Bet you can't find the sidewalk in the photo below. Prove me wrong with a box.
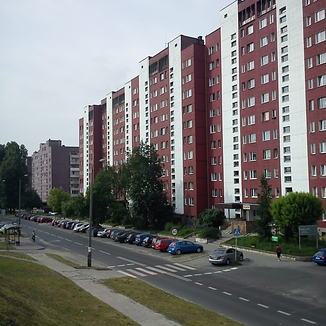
[11,236,181,326]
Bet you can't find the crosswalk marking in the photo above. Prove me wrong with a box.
[117,270,137,278]
[135,267,157,275]
[126,269,147,277]
[164,264,187,271]
[146,266,168,274]
[155,265,179,273]
[173,262,196,270]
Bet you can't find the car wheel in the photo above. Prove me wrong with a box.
[225,258,230,265]
[239,254,243,261]
[176,249,182,255]
[196,247,202,253]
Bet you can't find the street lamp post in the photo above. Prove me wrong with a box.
[87,159,104,267]
[18,174,28,226]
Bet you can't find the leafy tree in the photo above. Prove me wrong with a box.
[270,192,323,241]
[126,142,174,230]
[255,173,273,240]
[22,189,42,211]
[199,207,225,228]
[61,200,75,218]
[47,187,71,213]
[0,142,28,213]
[71,194,87,220]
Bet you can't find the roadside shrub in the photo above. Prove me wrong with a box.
[164,222,181,233]
[198,227,221,240]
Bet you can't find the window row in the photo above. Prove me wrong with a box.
[311,164,326,177]
[307,74,326,89]
[312,187,326,199]
[309,119,326,132]
[306,8,325,26]
[306,30,326,47]
[310,142,326,154]
[307,52,326,68]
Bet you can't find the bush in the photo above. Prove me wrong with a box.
[198,227,221,239]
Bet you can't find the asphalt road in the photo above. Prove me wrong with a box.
[19,219,326,326]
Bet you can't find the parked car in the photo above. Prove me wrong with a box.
[133,233,152,246]
[154,238,174,252]
[78,224,90,233]
[74,223,89,232]
[73,222,85,231]
[126,232,140,244]
[312,248,326,266]
[39,216,53,223]
[168,240,204,255]
[110,229,125,240]
[101,228,117,238]
[115,231,135,243]
[97,228,111,237]
[142,236,154,247]
[208,248,244,265]
[151,236,163,249]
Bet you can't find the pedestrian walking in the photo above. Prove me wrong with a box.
[32,230,36,242]
[276,244,282,261]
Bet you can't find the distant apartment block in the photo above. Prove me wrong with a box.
[79,0,326,225]
[31,139,79,202]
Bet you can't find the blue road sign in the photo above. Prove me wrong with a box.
[233,228,241,236]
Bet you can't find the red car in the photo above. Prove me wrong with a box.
[154,238,174,252]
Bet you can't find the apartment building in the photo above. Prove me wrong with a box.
[31,139,79,202]
[79,0,326,224]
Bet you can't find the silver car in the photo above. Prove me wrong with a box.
[209,247,244,265]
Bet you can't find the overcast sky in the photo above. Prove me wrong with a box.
[0,0,232,156]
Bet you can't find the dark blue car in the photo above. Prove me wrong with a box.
[168,240,203,255]
[313,248,326,266]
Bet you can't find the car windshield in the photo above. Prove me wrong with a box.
[315,250,324,257]
[213,249,225,255]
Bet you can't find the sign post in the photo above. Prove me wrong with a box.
[298,225,318,250]
[233,226,241,261]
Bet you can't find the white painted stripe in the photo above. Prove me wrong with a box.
[136,267,157,275]
[57,236,64,239]
[195,282,203,286]
[44,231,50,234]
[239,297,249,302]
[257,304,269,309]
[204,272,213,275]
[183,274,193,278]
[277,310,291,316]
[99,250,111,256]
[146,266,167,274]
[126,269,147,277]
[230,267,238,270]
[208,286,217,291]
[223,269,233,272]
[214,271,222,274]
[155,265,178,272]
[223,292,232,296]
[65,238,72,242]
[117,270,137,278]
[173,263,196,270]
[117,264,127,267]
[193,273,202,276]
[74,242,83,246]
[164,272,192,282]
[117,256,145,266]
[165,264,186,271]
[301,318,316,324]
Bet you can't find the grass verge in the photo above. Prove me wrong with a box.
[0,256,137,326]
[104,277,243,326]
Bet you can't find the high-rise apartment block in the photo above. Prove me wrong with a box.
[31,140,79,202]
[79,0,326,224]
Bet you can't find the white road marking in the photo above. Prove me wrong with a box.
[146,266,168,274]
[277,310,291,316]
[301,318,316,324]
[164,272,192,282]
[195,282,203,286]
[165,264,187,271]
[239,297,250,302]
[257,304,269,309]
[117,256,146,266]
[183,274,193,278]
[57,236,64,239]
[208,286,217,290]
[65,238,72,242]
[204,272,213,275]
[155,265,179,272]
[99,250,111,255]
[223,292,232,296]
[74,242,83,246]
[117,270,137,278]
[126,269,147,277]
[136,267,157,275]
[193,273,202,276]
[173,263,196,270]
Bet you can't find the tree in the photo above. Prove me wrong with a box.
[71,194,87,220]
[199,207,225,228]
[255,173,273,240]
[0,142,28,213]
[47,187,71,213]
[270,192,323,241]
[126,142,174,229]
[22,189,42,211]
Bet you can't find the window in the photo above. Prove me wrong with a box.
[281,46,288,54]
[322,188,326,199]
[248,97,255,107]
[210,125,216,134]
[211,173,217,181]
[247,25,254,35]
[211,141,216,149]
[250,170,257,179]
[187,120,192,128]
[284,146,291,153]
[309,100,315,111]
[308,78,314,89]
[281,35,288,43]
[209,62,214,70]
[317,52,326,65]
[247,42,254,53]
[311,143,316,154]
[188,166,193,174]
[251,188,258,198]
[282,86,289,93]
[318,97,326,109]
[311,165,317,176]
[280,16,287,23]
[261,55,269,66]
[321,164,326,176]
[260,36,268,47]
[317,75,326,87]
[261,73,269,84]
[320,142,326,153]
[284,155,291,162]
[263,149,271,160]
[211,156,216,165]
[248,115,255,125]
[209,109,216,118]
[310,121,315,133]
[319,119,326,131]
[281,54,288,62]
[212,189,217,198]
[259,18,267,29]
[208,46,214,55]
[248,78,255,89]
[249,134,256,143]
[282,74,289,82]
[307,36,312,47]
[315,9,325,22]
[262,111,269,121]
[247,60,254,71]
[262,130,270,141]
[188,151,193,159]
[306,15,312,26]
[284,167,292,173]
[316,31,326,44]
[284,135,291,142]
[283,126,291,133]
[261,93,269,103]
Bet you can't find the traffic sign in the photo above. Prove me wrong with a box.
[233,228,241,236]
[171,228,178,236]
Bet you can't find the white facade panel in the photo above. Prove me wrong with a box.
[221,1,241,213]
[83,106,90,195]
[276,0,309,194]
[124,81,132,158]
[169,36,184,215]
[139,57,150,143]
[106,92,114,167]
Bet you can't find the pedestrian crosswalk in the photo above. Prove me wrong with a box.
[115,262,196,278]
